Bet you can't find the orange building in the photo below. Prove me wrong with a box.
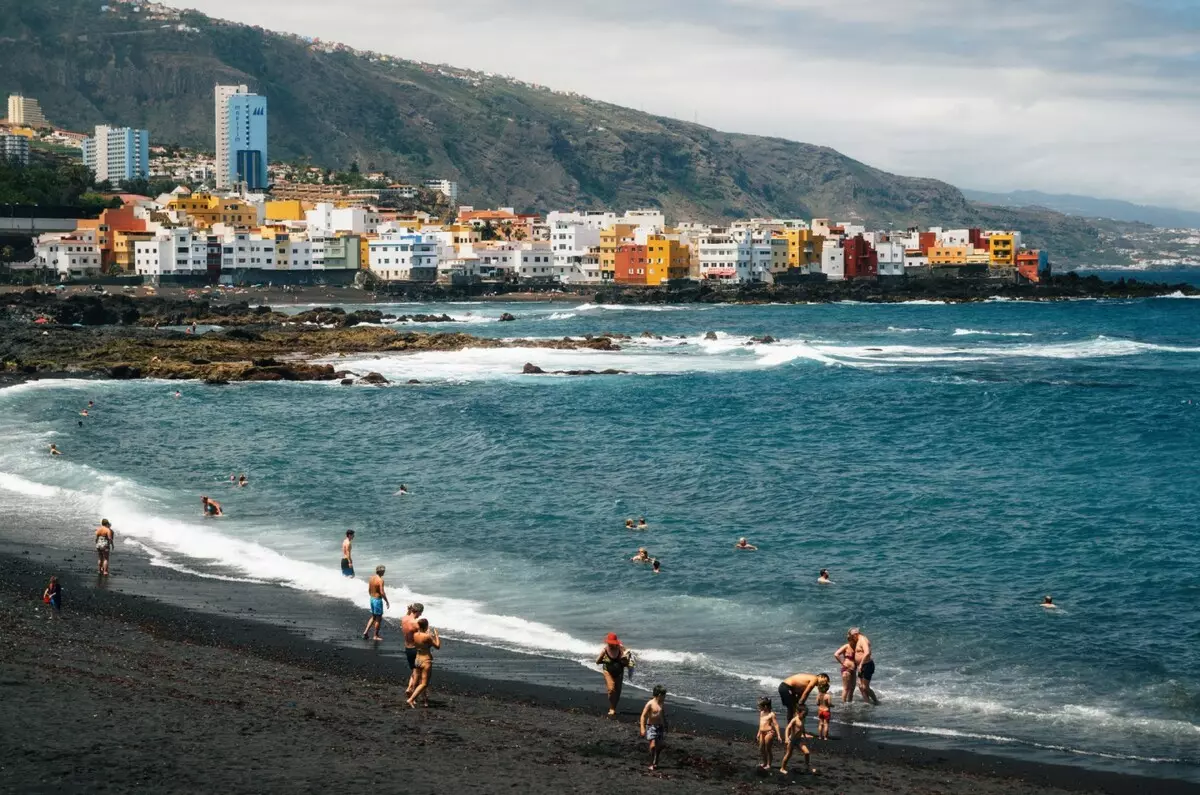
[614,244,648,284]
[644,236,690,285]
[76,205,147,271]
[167,194,258,228]
[600,223,638,281]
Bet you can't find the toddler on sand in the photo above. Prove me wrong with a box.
[816,681,833,740]
[756,696,782,770]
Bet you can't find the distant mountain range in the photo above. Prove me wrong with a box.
[962,189,1200,230]
[0,0,1134,264]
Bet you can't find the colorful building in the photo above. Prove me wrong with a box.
[843,234,878,280]
[614,243,648,285]
[927,246,969,265]
[599,223,638,281]
[265,200,306,222]
[644,236,690,284]
[168,194,259,228]
[1016,250,1050,283]
[779,229,824,271]
[988,233,1016,267]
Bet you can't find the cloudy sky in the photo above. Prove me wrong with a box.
[177,0,1200,210]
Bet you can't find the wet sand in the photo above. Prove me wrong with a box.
[0,540,1189,795]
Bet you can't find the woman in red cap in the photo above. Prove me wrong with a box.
[596,632,633,716]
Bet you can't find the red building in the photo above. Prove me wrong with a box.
[843,234,878,280]
[918,231,937,255]
[968,228,985,250]
[614,244,648,284]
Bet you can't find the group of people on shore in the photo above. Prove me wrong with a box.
[598,626,880,774]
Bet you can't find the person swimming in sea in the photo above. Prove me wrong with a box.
[735,537,758,551]
[817,569,832,584]
[174,390,181,399]
[637,517,648,530]
[49,444,62,456]
[394,484,409,496]
[201,496,223,517]
[631,548,650,563]
[237,473,248,488]
[651,558,661,574]
[624,518,634,530]
[1042,595,1057,609]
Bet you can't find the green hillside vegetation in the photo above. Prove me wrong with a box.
[0,0,1121,264]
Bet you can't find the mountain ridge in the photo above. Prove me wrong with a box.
[0,0,1121,264]
[960,189,1200,229]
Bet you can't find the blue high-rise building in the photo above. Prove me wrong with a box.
[226,93,268,191]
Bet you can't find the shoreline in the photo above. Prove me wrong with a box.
[1,533,1196,793]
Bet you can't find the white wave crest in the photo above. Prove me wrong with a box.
[953,328,1035,337]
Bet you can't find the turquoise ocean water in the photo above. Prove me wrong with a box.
[1,285,1198,779]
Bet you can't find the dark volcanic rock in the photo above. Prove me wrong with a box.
[749,335,776,344]
[522,363,626,376]
[359,371,390,385]
[522,363,546,374]
[252,358,279,367]
[406,379,421,384]
[108,364,141,379]
[499,312,516,322]
[704,331,718,341]
[340,378,354,386]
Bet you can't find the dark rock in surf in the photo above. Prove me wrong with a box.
[522,363,547,374]
[359,371,390,385]
[499,313,516,322]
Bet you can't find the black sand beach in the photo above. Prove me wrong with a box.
[1,537,1194,795]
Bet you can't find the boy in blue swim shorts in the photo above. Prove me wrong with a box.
[362,565,389,641]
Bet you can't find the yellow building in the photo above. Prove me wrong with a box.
[113,230,154,272]
[779,229,824,270]
[928,246,970,265]
[988,233,1016,267]
[167,194,259,229]
[769,237,790,275]
[599,223,638,281]
[265,200,306,222]
[645,236,690,285]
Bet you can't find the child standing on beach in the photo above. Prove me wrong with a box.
[816,681,833,740]
[42,576,61,617]
[756,697,781,771]
[779,704,814,775]
[639,685,668,771]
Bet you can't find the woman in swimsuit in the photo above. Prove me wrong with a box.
[833,632,857,703]
[406,617,441,708]
[596,633,631,716]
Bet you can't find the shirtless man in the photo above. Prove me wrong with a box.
[735,538,758,551]
[777,672,830,723]
[340,530,355,577]
[639,685,668,771]
[362,566,389,641]
[201,496,222,517]
[848,627,880,705]
[49,444,62,456]
[631,548,650,563]
[94,519,115,576]
[402,603,425,696]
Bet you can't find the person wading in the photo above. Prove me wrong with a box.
[596,632,633,716]
[94,519,114,576]
[848,627,880,705]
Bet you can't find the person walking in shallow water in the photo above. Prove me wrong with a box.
[848,627,880,705]
[596,632,632,716]
[340,530,355,577]
[94,519,114,576]
[833,632,857,703]
[362,566,389,641]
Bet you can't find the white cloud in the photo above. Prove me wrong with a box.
[173,0,1200,210]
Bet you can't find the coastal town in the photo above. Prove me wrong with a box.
[3,88,1055,288]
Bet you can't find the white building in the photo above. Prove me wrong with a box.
[695,229,771,284]
[36,230,101,278]
[820,239,845,281]
[0,133,30,165]
[549,219,602,283]
[545,210,619,230]
[939,228,974,247]
[876,241,906,278]
[305,203,380,236]
[422,179,458,206]
[214,84,248,190]
[82,126,150,184]
[368,232,441,281]
[133,228,212,277]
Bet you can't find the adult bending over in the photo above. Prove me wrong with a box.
[777,672,830,722]
[596,632,633,716]
[406,618,441,708]
[849,627,879,705]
